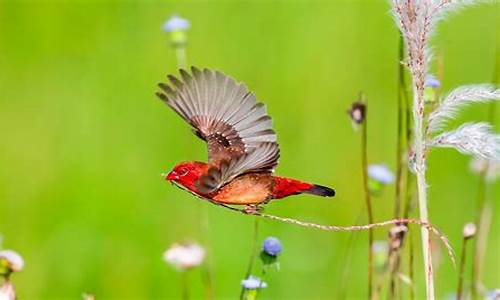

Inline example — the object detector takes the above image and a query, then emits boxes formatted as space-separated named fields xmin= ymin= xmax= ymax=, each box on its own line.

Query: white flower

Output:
xmin=163 ymin=15 xmax=190 ymax=32
xmin=0 ymin=281 xmax=15 ymax=300
xmin=368 ymin=164 xmax=395 ymax=184
xmin=0 ymin=250 xmax=24 ymax=273
xmin=470 ymin=157 xmax=500 ymax=182
xmin=163 ymin=242 xmax=205 ymax=271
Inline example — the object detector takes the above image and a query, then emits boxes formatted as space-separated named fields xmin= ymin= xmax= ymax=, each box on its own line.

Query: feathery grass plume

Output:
xmin=429 ymin=122 xmax=500 ymax=160
xmin=391 ymin=1 xmax=494 ymax=298
xmin=391 ymin=1 xmax=443 ymax=297
xmin=428 ymin=85 xmax=500 ymax=133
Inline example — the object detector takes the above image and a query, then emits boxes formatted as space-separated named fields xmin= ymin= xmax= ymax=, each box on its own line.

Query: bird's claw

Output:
xmin=243 ymin=204 xmax=262 ymax=215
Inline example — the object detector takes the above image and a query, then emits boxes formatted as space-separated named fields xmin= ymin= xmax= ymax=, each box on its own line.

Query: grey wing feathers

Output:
xmin=156 ymin=67 xmax=280 ymax=192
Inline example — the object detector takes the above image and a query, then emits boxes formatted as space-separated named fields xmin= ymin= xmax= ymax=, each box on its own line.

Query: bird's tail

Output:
xmin=303 ymin=184 xmax=336 ymax=197
xmin=272 ymin=177 xmax=335 ymax=199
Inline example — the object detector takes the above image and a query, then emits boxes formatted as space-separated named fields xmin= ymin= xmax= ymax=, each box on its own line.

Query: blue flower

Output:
xmin=425 ymin=74 xmax=441 ymax=88
xmin=163 ymin=15 xmax=190 ymax=32
xmin=241 ymin=275 xmax=267 ymax=289
xmin=368 ymin=164 xmax=394 ymax=185
xmin=262 ymin=237 xmax=282 ymax=256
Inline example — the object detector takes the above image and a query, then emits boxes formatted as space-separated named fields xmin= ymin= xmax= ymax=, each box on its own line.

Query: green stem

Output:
xmin=360 ymin=100 xmax=374 ymax=299
xmin=471 ymin=15 xmax=498 ymax=297
xmin=175 ymin=46 xmax=187 ymax=69
xmin=337 ymin=210 xmax=364 ymax=300
xmin=239 ymin=217 xmax=260 ymax=300
xmin=181 ymin=271 xmax=189 ymax=300
xmin=394 ymin=35 xmax=406 ymax=219
xmin=457 ymin=237 xmax=468 ymax=300
xmin=388 ymin=33 xmax=409 ymax=300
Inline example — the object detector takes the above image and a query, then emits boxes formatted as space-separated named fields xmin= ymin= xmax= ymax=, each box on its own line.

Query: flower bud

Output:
xmin=347 ymin=102 xmax=366 ymax=125
xmin=389 ymin=225 xmax=408 ymax=251
xmin=462 ymin=223 xmax=476 ymax=239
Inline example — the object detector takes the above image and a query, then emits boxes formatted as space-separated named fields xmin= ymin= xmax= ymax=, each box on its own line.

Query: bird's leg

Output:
xmin=243 ymin=204 xmax=263 ymax=215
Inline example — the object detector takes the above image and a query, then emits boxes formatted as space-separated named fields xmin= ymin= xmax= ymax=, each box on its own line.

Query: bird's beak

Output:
xmin=166 ymin=170 xmax=179 ymax=181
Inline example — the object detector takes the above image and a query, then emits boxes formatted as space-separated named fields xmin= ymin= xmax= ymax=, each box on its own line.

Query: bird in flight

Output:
xmin=156 ymin=67 xmax=335 ymax=210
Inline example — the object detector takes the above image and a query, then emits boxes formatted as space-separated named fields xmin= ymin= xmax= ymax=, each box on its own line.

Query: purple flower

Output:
xmin=163 ymin=15 xmax=190 ymax=32
xmin=241 ymin=276 xmax=267 ymax=289
xmin=262 ymin=237 xmax=282 ymax=256
xmin=425 ymin=75 xmax=441 ymax=88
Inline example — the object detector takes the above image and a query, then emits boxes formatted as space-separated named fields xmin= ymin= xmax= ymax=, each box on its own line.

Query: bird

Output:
xmin=156 ymin=67 xmax=335 ymax=209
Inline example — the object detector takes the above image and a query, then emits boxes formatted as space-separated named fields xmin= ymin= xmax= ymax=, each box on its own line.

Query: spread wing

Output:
xmin=156 ymin=67 xmax=280 ymax=193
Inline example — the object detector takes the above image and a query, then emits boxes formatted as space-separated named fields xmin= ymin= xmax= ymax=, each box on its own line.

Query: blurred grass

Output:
xmin=0 ymin=0 xmax=498 ymax=299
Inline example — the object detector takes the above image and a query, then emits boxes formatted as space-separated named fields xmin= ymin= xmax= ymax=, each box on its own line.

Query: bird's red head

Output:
xmin=166 ymin=161 xmax=208 ymax=191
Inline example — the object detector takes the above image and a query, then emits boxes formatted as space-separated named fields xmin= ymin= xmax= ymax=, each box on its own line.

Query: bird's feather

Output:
xmin=157 ymin=67 xmax=280 ymax=193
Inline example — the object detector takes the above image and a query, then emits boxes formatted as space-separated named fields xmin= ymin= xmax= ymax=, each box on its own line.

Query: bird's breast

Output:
xmin=211 ymin=173 xmax=273 ymax=205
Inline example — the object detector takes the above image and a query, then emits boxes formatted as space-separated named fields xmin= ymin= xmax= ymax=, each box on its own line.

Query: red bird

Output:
xmin=156 ymin=67 xmax=335 ymax=208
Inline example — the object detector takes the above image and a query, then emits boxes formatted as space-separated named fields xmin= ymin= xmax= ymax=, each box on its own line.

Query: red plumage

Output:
xmin=157 ymin=67 xmax=335 ymax=207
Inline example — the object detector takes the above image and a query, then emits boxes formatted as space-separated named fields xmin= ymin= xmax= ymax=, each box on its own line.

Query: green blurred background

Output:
xmin=0 ymin=0 xmax=498 ymax=299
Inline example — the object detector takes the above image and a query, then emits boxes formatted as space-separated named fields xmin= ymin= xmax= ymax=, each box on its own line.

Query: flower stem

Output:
xmin=394 ymin=35 xmax=407 ymax=219
xmin=389 ymin=34 xmax=409 ymax=300
xmin=360 ymin=99 xmax=374 ymax=299
xmin=413 ymin=74 xmax=435 ymax=299
xmin=337 ymin=210 xmax=364 ymax=300
xmin=181 ymin=271 xmax=190 ymax=300
xmin=239 ymin=217 xmax=260 ymax=300
xmin=456 ymin=237 xmax=468 ymax=300
xmin=175 ymin=46 xmax=187 ymax=69
xmin=471 ymin=20 xmax=498 ymax=297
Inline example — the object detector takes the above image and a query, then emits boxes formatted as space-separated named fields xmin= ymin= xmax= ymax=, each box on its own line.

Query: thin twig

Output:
xmin=207 ymin=200 xmax=456 ymax=266
xmin=360 ymin=98 xmax=375 ymax=299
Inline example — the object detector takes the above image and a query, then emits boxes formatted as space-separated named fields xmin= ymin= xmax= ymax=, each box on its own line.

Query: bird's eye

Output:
xmin=178 ymin=167 xmax=189 ymax=176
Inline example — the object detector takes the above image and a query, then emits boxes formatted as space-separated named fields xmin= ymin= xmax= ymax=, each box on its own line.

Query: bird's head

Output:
xmin=166 ymin=161 xmax=207 ymax=191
